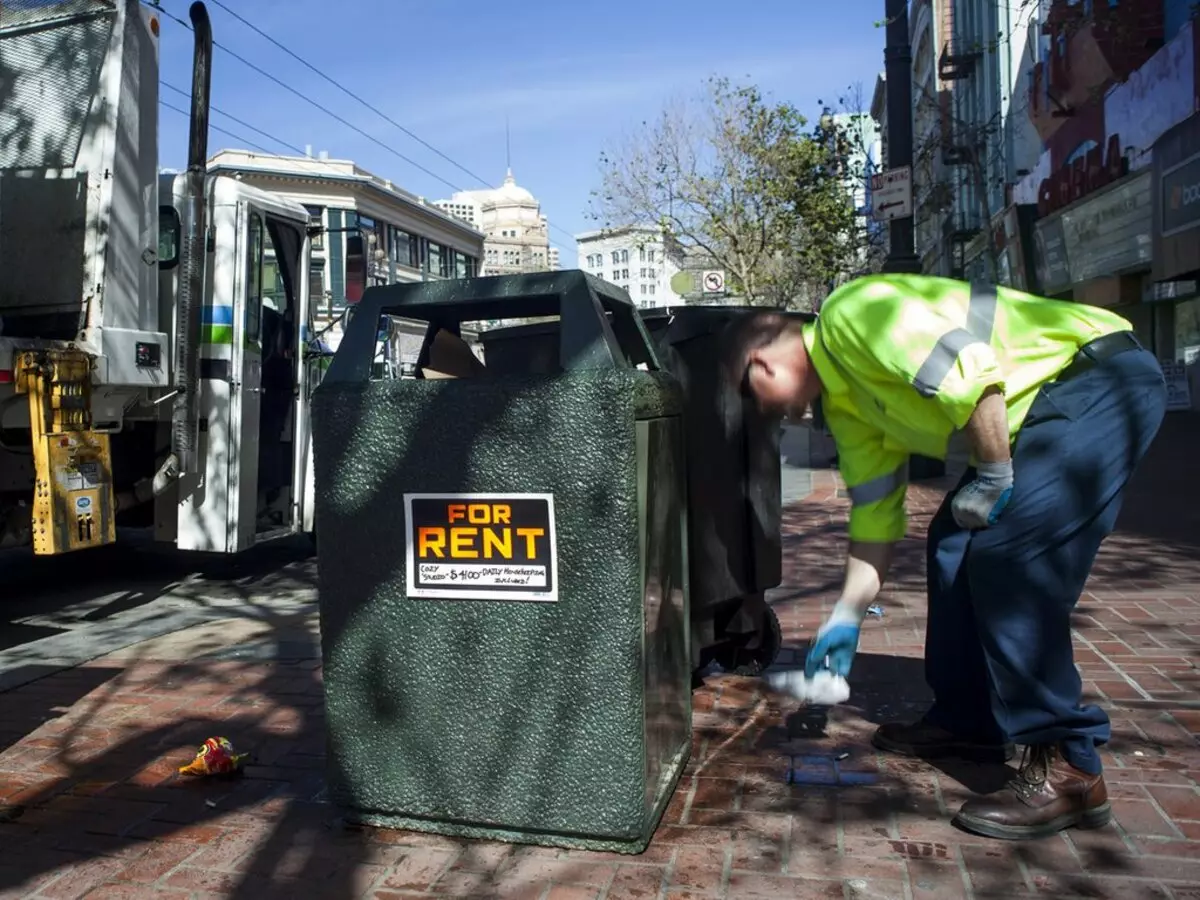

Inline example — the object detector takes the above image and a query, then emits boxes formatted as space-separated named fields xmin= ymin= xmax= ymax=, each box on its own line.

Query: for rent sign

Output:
xmin=404 ymin=493 xmax=559 ymax=601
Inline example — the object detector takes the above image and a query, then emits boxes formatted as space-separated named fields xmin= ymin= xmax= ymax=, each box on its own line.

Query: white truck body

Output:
xmin=0 ymin=0 xmax=318 ymax=554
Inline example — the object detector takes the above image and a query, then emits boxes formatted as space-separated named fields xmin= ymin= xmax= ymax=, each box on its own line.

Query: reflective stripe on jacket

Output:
xmin=800 ymin=274 xmax=1132 ymax=543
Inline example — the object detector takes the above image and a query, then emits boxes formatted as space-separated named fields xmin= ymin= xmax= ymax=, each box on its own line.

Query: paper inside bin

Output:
xmin=420 ymin=329 xmax=488 ymax=379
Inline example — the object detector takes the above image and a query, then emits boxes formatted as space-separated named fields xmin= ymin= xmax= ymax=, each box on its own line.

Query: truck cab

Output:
xmin=0 ymin=0 xmax=317 ymax=555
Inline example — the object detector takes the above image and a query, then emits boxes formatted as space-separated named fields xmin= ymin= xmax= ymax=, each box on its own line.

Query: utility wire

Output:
xmin=147 ymin=1 xmax=465 ymax=194
xmin=147 ymin=0 xmax=579 ymax=255
xmin=207 ymin=0 xmax=492 ymax=190
xmin=203 ymin=0 xmax=584 ymax=250
xmin=161 ymin=80 xmax=353 ymax=179
xmin=160 ymin=98 xmax=271 ymax=154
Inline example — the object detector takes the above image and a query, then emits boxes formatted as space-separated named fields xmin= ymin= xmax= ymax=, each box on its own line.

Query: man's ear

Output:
xmin=748 ymin=350 xmax=775 ymax=379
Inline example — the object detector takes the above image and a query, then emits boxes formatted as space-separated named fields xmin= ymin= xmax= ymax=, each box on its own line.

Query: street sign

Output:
xmin=701 ymin=270 xmax=726 ymax=293
xmin=870 ymin=166 xmax=913 ymax=222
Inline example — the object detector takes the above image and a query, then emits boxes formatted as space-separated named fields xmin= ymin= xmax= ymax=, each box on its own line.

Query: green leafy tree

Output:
xmin=591 ymin=77 xmax=866 ymax=310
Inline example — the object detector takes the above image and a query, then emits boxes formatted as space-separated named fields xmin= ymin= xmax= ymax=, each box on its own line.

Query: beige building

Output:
xmin=435 ymin=169 xmax=558 ymax=276
xmin=206 ymin=149 xmax=485 ymax=360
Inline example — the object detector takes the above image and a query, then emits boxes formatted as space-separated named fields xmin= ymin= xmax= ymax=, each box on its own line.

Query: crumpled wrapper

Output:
xmin=178 ymin=736 xmax=249 ymax=776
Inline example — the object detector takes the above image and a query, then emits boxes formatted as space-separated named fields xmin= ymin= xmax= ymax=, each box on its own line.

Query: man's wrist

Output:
xmin=828 ymin=597 xmax=870 ymax=625
xmin=975 ymin=459 xmax=1014 ymax=486
xmin=966 ymin=385 xmax=1011 ymax=463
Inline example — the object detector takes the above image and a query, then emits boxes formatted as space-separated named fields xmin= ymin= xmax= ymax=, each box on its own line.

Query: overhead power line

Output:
xmin=146 ymin=1 xmax=465 ymax=193
xmin=203 ymin=0 xmax=583 ymax=249
xmin=146 ymin=0 xmax=580 ymax=255
xmin=206 ymin=0 xmax=492 ymax=190
xmin=160 ymin=98 xmax=270 ymax=154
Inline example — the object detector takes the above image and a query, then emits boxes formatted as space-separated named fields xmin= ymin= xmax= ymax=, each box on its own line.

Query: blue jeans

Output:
xmin=923 ymin=346 xmax=1167 ymax=774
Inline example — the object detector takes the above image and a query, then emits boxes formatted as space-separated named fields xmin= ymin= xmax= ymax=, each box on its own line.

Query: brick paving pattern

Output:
xmin=1 ymin=467 xmax=1199 ymax=899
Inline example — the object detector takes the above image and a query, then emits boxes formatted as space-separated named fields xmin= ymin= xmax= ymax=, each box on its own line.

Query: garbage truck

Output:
xmin=0 ymin=0 xmax=320 ymax=555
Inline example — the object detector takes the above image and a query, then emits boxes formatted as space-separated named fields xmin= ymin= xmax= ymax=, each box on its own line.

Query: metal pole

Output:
xmin=883 ymin=0 xmax=944 ymax=479
xmin=881 ymin=0 xmax=922 ymax=275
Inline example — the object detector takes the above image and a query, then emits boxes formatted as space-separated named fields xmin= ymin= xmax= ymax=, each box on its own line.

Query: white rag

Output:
xmin=765 ymin=669 xmax=851 ymax=706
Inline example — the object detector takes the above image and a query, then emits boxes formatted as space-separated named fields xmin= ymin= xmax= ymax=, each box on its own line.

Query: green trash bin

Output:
xmin=480 ymin=306 xmax=814 ymax=683
xmin=311 ymin=271 xmax=692 ymax=854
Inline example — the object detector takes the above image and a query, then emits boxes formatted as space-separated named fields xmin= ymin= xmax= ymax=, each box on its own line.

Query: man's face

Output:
xmin=744 ymin=336 xmax=818 ymax=420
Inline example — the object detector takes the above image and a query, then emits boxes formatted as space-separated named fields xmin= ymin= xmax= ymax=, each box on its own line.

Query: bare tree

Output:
xmin=590 ymin=77 xmax=861 ymax=310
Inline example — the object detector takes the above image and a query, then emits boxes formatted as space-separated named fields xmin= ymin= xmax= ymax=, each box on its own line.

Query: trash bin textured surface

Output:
xmin=643 ymin=308 xmax=785 ymax=673
xmin=484 ymin=306 xmax=795 ymax=677
xmin=312 ymin=272 xmax=692 ymax=854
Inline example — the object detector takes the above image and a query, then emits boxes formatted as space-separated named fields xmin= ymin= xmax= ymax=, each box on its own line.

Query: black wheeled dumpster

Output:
xmin=311 ymin=271 xmax=691 ymax=854
xmin=480 ymin=304 xmax=805 ymax=684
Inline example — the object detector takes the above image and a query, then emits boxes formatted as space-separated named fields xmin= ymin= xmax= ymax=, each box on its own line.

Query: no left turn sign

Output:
xmin=702 ymin=270 xmax=725 ymax=293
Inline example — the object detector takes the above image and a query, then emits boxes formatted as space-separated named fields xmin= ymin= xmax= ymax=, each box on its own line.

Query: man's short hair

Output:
xmin=720 ymin=310 xmax=803 ymax=396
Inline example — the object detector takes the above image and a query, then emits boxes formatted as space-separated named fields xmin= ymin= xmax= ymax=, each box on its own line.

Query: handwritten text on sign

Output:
xmin=404 ymin=493 xmax=559 ymax=602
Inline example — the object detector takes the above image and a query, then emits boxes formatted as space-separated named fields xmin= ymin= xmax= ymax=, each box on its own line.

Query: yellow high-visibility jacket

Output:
xmin=801 ymin=274 xmax=1132 ymax=543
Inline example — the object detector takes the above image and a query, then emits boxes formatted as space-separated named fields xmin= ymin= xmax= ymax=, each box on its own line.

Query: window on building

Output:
xmin=640 ymin=284 xmax=647 ymax=294
xmin=427 ymin=242 xmax=446 ymax=277
xmin=649 ymin=284 xmax=656 ymax=295
xmin=639 ymin=247 xmax=646 ymax=262
xmin=640 ymin=268 xmax=647 ymax=278
xmin=611 ymin=251 xmax=620 ymax=264
xmin=612 ymin=271 xmax=619 ymax=281
xmin=309 ymin=263 xmax=327 ymax=317
xmin=620 ymin=249 xmax=629 ymax=263
xmin=453 ymin=251 xmax=476 ymax=278
xmin=390 ymin=227 xmax=416 ymax=268
xmin=648 ymin=250 xmax=655 ymax=262
xmin=621 ymin=268 xmax=629 ymax=279
xmin=304 ymin=205 xmax=325 ymax=250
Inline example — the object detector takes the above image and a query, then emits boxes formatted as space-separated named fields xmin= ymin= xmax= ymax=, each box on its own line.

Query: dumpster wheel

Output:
xmin=712 ymin=605 xmax=782 ymax=677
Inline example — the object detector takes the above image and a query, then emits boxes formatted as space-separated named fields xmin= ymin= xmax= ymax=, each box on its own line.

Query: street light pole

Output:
xmin=881 ymin=0 xmax=922 ymax=275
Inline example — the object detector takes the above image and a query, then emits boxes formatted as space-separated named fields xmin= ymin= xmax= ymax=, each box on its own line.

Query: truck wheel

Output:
xmin=712 ymin=605 xmax=782 ymax=677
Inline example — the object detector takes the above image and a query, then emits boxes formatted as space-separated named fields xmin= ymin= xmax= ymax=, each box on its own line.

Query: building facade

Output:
xmin=435 ymin=169 xmax=558 ymax=276
xmin=924 ymin=0 xmax=1044 ymax=281
xmin=1007 ymin=0 xmax=1194 ymax=377
xmin=574 ymin=226 xmax=686 ymax=309
xmin=206 ymin=149 xmax=485 ymax=359
xmin=909 ymin=0 xmax=956 ymax=274
xmin=902 ymin=0 xmax=1199 ymax=411
xmin=206 ymin=150 xmax=485 ymax=315
xmin=828 ymin=111 xmax=887 ymax=279
xmin=869 ymin=73 xmax=893 ymax=263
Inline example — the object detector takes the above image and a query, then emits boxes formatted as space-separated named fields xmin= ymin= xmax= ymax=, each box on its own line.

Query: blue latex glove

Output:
xmin=951 ymin=460 xmax=1014 ymax=530
xmin=804 ymin=607 xmax=865 ymax=678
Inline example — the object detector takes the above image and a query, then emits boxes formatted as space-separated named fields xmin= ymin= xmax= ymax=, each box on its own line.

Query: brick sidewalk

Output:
xmin=2 ymin=475 xmax=1199 ymax=899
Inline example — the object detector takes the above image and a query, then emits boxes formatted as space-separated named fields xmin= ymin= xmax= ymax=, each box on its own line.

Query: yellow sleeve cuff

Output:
xmin=938 ymin=344 xmax=1005 ymax=431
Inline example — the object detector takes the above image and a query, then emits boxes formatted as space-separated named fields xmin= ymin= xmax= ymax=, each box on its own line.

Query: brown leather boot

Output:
xmin=872 ymin=716 xmax=1015 ymax=763
xmin=952 ymin=743 xmax=1111 ymax=840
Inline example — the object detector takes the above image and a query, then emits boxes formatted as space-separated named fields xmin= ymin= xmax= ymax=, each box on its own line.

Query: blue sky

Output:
xmin=156 ymin=0 xmax=888 ymax=266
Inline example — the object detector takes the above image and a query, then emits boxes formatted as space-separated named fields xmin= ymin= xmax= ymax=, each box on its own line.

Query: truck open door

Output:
xmin=227 ymin=203 xmax=267 ymax=551
xmin=175 ymin=186 xmax=266 ymax=553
